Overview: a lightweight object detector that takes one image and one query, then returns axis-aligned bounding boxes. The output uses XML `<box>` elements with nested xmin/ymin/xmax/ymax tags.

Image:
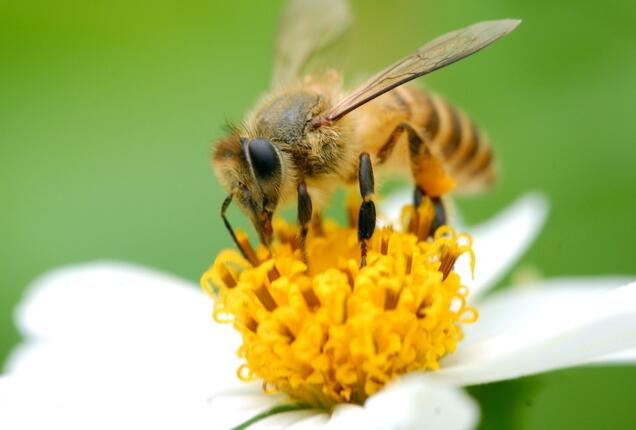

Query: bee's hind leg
<box><xmin>357</xmin><ymin>152</ymin><xmax>376</xmax><ymax>267</ymax></box>
<box><xmin>375</xmin><ymin>121</ymin><xmax>448</xmax><ymax>238</ymax></box>
<box><xmin>413</xmin><ymin>187</ymin><xmax>447</xmax><ymax>237</ymax></box>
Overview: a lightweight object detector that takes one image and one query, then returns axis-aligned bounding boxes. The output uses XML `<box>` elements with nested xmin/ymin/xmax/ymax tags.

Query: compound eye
<box><xmin>247</xmin><ymin>139</ymin><xmax>280</xmax><ymax>179</ymax></box>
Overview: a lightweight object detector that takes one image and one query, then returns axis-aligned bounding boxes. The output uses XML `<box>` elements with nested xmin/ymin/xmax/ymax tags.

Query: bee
<box><xmin>213</xmin><ymin>0</ymin><xmax>519</xmax><ymax>265</ymax></box>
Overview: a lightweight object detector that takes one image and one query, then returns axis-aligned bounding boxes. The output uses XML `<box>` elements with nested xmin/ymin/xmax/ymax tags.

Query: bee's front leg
<box><xmin>357</xmin><ymin>152</ymin><xmax>376</xmax><ymax>267</ymax></box>
<box><xmin>297</xmin><ymin>181</ymin><xmax>312</xmax><ymax>263</ymax></box>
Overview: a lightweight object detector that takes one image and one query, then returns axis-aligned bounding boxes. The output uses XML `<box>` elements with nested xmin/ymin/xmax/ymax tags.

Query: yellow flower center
<box><xmin>201</xmin><ymin>198</ymin><xmax>478</xmax><ymax>409</ymax></box>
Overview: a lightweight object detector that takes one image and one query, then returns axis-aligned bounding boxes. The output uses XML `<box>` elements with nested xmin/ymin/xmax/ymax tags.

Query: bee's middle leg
<box><xmin>296</xmin><ymin>181</ymin><xmax>312</xmax><ymax>263</ymax></box>
<box><xmin>357</xmin><ymin>152</ymin><xmax>376</xmax><ymax>267</ymax></box>
<box><xmin>377</xmin><ymin>122</ymin><xmax>447</xmax><ymax>235</ymax></box>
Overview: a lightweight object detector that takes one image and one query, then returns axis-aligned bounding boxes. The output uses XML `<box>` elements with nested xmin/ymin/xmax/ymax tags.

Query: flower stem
<box><xmin>229</xmin><ymin>403</ymin><xmax>313</xmax><ymax>430</ymax></box>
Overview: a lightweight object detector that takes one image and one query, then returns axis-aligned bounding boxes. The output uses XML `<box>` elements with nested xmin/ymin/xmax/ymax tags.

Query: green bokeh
<box><xmin>1</xmin><ymin>0</ymin><xmax>635</xmax><ymax>428</ymax></box>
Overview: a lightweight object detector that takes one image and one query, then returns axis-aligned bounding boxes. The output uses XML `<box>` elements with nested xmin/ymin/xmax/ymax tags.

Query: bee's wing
<box><xmin>272</xmin><ymin>0</ymin><xmax>352</xmax><ymax>87</ymax></box>
<box><xmin>326</xmin><ymin>19</ymin><xmax>520</xmax><ymax>122</ymax></box>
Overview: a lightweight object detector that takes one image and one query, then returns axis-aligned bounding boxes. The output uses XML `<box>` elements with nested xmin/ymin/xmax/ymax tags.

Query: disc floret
<box><xmin>202</xmin><ymin>203</ymin><xmax>477</xmax><ymax>408</ymax></box>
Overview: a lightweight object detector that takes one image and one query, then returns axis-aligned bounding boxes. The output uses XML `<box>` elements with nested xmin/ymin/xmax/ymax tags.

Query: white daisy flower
<box><xmin>1</xmin><ymin>192</ymin><xmax>634</xmax><ymax>430</ymax></box>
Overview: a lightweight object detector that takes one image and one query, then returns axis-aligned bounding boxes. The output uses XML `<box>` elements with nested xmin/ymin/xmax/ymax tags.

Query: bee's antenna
<box><xmin>221</xmin><ymin>194</ymin><xmax>250</xmax><ymax>261</ymax></box>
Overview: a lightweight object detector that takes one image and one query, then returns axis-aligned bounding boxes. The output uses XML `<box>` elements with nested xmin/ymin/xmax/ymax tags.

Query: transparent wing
<box><xmin>272</xmin><ymin>0</ymin><xmax>352</xmax><ymax>87</ymax></box>
<box><xmin>326</xmin><ymin>19</ymin><xmax>521</xmax><ymax>121</ymax></box>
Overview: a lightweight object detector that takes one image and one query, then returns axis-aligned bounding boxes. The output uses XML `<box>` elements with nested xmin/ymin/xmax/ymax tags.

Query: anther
<box><xmin>254</xmin><ymin>285</ymin><xmax>277</xmax><ymax>311</ymax></box>
<box><xmin>236</xmin><ymin>231</ymin><xmax>259</xmax><ymax>266</ymax></box>
<box><xmin>301</xmin><ymin>287</ymin><xmax>320</xmax><ymax>310</ymax></box>
<box><xmin>280</xmin><ymin>324</ymin><xmax>296</xmax><ymax>342</ymax></box>
<box><xmin>384</xmin><ymin>289</ymin><xmax>400</xmax><ymax>310</ymax></box>
<box><xmin>405</xmin><ymin>254</ymin><xmax>413</xmax><ymax>274</ymax></box>
<box><xmin>439</xmin><ymin>251</ymin><xmax>459</xmax><ymax>280</ymax></box>
<box><xmin>267</xmin><ymin>265</ymin><xmax>281</xmax><ymax>282</ymax></box>
<box><xmin>416</xmin><ymin>300</ymin><xmax>431</xmax><ymax>319</ymax></box>
<box><xmin>345</xmin><ymin>268</ymin><xmax>355</xmax><ymax>289</ymax></box>
<box><xmin>219</xmin><ymin>265</ymin><xmax>237</xmax><ymax>288</ymax></box>
<box><xmin>381</xmin><ymin>229</ymin><xmax>390</xmax><ymax>255</ymax></box>
<box><xmin>312</xmin><ymin>214</ymin><xmax>325</xmax><ymax>237</ymax></box>
<box><xmin>244</xmin><ymin>317</ymin><xmax>258</xmax><ymax>333</ymax></box>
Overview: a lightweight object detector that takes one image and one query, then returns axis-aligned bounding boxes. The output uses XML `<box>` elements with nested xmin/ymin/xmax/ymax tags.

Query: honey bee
<box><xmin>213</xmin><ymin>0</ymin><xmax>519</xmax><ymax>265</ymax></box>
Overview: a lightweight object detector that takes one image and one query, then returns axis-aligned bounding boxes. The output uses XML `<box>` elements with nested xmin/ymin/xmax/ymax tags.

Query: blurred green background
<box><xmin>1</xmin><ymin>0</ymin><xmax>635</xmax><ymax>428</ymax></box>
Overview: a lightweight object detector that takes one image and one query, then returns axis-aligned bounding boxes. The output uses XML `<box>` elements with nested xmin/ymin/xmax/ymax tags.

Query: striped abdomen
<box><xmin>356</xmin><ymin>85</ymin><xmax>495</xmax><ymax>195</ymax></box>
<box><xmin>417</xmin><ymin>88</ymin><xmax>494</xmax><ymax>193</ymax></box>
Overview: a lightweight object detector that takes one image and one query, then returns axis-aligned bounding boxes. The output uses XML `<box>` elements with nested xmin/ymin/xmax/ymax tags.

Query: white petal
<box><xmin>8</xmin><ymin>262</ymin><xmax>243</xmax><ymax>389</ymax></box>
<box><xmin>0</xmin><ymin>372</ymin><xmax>228</xmax><ymax>430</ymax></box>
<box><xmin>15</xmin><ymin>261</ymin><xmax>209</xmax><ymax>339</ymax></box>
<box><xmin>324</xmin><ymin>404</ymin><xmax>366</xmax><ymax>429</ymax></box>
<box><xmin>326</xmin><ymin>375</ymin><xmax>478</xmax><ymax>430</ymax></box>
<box><xmin>284</xmin><ymin>414</ymin><xmax>330</xmax><ymax>429</ymax></box>
<box><xmin>455</xmin><ymin>192</ymin><xmax>549</xmax><ymax>299</ymax></box>
<box><xmin>462</xmin><ymin>277</ymin><xmax>634</xmax><ymax>346</ymax></box>
<box><xmin>591</xmin><ymin>347</ymin><xmax>636</xmax><ymax>364</ymax></box>
<box><xmin>248</xmin><ymin>410</ymin><xmax>324</xmax><ymax>430</ymax></box>
<box><xmin>2</xmin><ymin>262</ymin><xmax>245</xmax><ymax>429</ymax></box>
<box><xmin>434</xmin><ymin>281</ymin><xmax>636</xmax><ymax>386</ymax></box>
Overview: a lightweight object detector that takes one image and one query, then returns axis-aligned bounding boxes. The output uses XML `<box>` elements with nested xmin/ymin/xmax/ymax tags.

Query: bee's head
<box><xmin>213</xmin><ymin>134</ymin><xmax>283</xmax><ymax>246</ymax></box>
